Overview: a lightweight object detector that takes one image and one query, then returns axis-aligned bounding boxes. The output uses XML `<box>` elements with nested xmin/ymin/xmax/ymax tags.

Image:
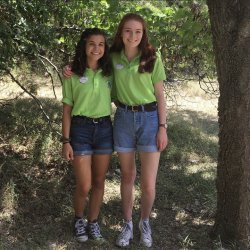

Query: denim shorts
<box><xmin>70</xmin><ymin>116</ymin><xmax>113</xmax><ymax>155</ymax></box>
<box><xmin>113</xmin><ymin>107</ymin><xmax>159</xmax><ymax>152</ymax></box>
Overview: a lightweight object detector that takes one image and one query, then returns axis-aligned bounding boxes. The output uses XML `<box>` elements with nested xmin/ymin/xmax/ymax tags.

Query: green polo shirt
<box><xmin>62</xmin><ymin>68</ymin><xmax>112</xmax><ymax>118</ymax></box>
<box><xmin>111</xmin><ymin>50</ymin><xmax>166</xmax><ymax>105</ymax></box>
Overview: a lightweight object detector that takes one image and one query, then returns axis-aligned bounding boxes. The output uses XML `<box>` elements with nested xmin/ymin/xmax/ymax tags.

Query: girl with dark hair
<box><xmin>62</xmin><ymin>28</ymin><xmax>113</xmax><ymax>243</ymax></box>
<box><xmin>110</xmin><ymin>13</ymin><xmax>168</xmax><ymax>248</ymax></box>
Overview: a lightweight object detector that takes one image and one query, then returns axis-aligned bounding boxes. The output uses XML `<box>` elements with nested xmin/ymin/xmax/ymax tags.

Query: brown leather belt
<box><xmin>118</xmin><ymin>101</ymin><xmax>157</xmax><ymax>112</ymax></box>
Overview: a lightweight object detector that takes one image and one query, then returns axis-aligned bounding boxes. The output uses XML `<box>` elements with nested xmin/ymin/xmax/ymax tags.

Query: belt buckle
<box><xmin>92</xmin><ymin>118</ymin><xmax>99</xmax><ymax>124</ymax></box>
<box><xmin>131</xmin><ymin>105</ymin><xmax>138</xmax><ymax>112</ymax></box>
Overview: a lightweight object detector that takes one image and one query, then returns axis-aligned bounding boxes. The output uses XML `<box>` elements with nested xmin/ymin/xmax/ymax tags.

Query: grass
<box><xmin>0</xmin><ymin>77</ymin><xmax>221</xmax><ymax>249</ymax></box>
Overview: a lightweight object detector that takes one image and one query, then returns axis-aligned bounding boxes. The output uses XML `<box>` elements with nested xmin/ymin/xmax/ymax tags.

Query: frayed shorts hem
<box><xmin>74</xmin><ymin>149</ymin><xmax>113</xmax><ymax>156</ymax></box>
<box><xmin>114</xmin><ymin>145</ymin><xmax>158</xmax><ymax>153</ymax></box>
<box><xmin>74</xmin><ymin>151</ymin><xmax>93</xmax><ymax>156</ymax></box>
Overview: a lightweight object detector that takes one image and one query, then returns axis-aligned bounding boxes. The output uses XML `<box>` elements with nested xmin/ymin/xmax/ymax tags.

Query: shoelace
<box><xmin>141</xmin><ymin>221</ymin><xmax>151</xmax><ymax>240</ymax></box>
<box><xmin>89</xmin><ymin>222</ymin><xmax>102</xmax><ymax>238</ymax></box>
<box><xmin>75</xmin><ymin>219</ymin><xmax>86</xmax><ymax>235</ymax></box>
<box><xmin>119</xmin><ymin>222</ymin><xmax>132</xmax><ymax>240</ymax></box>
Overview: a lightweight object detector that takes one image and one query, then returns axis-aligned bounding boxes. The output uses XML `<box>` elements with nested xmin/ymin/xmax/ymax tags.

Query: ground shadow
<box><xmin>0</xmin><ymin>98</ymin><xmax>218</xmax><ymax>249</ymax></box>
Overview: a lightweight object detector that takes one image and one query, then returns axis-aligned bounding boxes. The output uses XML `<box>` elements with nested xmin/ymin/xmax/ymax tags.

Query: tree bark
<box><xmin>206</xmin><ymin>0</ymin><xmax>250</xmax><ymax>249</ymax></box>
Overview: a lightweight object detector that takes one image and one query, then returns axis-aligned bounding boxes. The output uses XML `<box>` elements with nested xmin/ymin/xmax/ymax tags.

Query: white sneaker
<box><xmin>116</xmin><ymin>220</ymin><xmax>133</xmax><ymax>247</ymax></box>
<box><xmin>139</xmin><ymin>219</ymin><xmax>152</xmax><ymax>247</ymax></box>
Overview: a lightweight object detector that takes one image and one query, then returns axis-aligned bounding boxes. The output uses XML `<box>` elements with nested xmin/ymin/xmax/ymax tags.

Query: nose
<box><xmin>129</xmin><ymin>31</ymin><xmax>135</xmax><ymax>40</ymax></box>
<box><xmin>93</xmin><ymin>44</ymin><xmax>98</xmax><ymax>50</ymax></box>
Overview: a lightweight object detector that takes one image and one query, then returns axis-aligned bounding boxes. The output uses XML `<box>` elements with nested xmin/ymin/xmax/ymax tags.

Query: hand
<box><xmin>157</xmin><ymin>128</ymin><xmax>168</xmax><ymax>152</ymax></box>
<box><xmin>62</xmin><ymin>143</ymin><xmax>74</xmax><ymax>161</ymax></box>
<box><xmin>63</xmin><ymin>65</ymin><xmax>73</xmax><ymax>78</ymax></box>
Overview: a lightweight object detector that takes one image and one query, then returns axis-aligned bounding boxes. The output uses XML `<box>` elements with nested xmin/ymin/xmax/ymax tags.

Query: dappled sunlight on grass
<box><xmin>153</xmin><ymin>95</ymin><xmax>218</xmax><ymax>248</ymax></box>
<box><xmin>184</xmin><ymin>163</ymin><xmax>216</xmax><ymax>176</ymax></box>
<box><xmin>0</xmin><ymin>80</ymin><xmax>219</xmax><ymax>249</ymax></box>
<box><xmin>165</xmin><ymin>109</ymin><xmax>218</xmax><ymax>166</ymax></box>
<box><xmin>103</xmin><ymin>180</ymin><xmax>120</xmax><ymax>201</ymax></box>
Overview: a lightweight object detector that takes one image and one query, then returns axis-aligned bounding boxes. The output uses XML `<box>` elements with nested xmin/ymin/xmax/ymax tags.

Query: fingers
<box><xmin>157</xmin><ymin>135</ymin><xmax>168</xmax><ymax>152</ymax></box>
<box><xmin>62</xmin><ymin>145</ymin><xmax>74</xmax><ymax>161</ymax></box>
<box><xmin>63</xmin><ymin>65</ymin><xmax>72</xmax><ymax>78</ymax></box>
<box><xmin>68</xmin><ymin>151</ymin><xmax>74</xmax><ymax>161</ymax></box>
<box><xmin>158</xmin><ymin>141</ymin><xmax>166</xmax><ymax>152</ymax></box>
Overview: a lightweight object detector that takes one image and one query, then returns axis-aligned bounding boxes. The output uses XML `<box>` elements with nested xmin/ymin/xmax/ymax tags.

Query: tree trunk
<box><xmin>206</xmin><ymin>0</ymin><xmax>250</xmax><ymax>249</ymax></box>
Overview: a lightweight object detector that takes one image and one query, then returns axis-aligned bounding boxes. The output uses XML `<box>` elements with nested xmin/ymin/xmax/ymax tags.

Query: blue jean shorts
<box><xmin>70</xmin><ymin>116</ymin><xmax>113</xmax><ymax>155</ymax></box>
<box><xmin>113</xmin><ymin>107</ymin><xmax>159</xmax><ymax>152</ymax></box>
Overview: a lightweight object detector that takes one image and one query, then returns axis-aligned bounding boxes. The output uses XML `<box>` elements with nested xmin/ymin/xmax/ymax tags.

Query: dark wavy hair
<box><xmin>110</xmin><ymin>13</ymin><xmax>156</xmax><ymax>73</ymax></box>
<box><xmin>71</xmin><ymin>28</ymin><xmax>111</xmax><ymax>76</ymax></box>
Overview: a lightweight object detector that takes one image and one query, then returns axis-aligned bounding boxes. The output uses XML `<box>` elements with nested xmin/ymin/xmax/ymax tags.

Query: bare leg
<box><xmin>139</xmin><ymin>152</ymin><xmax>160</xmax><ymax>219</ymax></box>
<box><xmin>88</xmin><ymin>154</ymin><xmax>111</xmax><ymax>221</ymax></box>
<box><xmin>118</xmin><ymin>152</ymin><xmax>136</xmax><ymax>220</ymax></box>
<box><xmin>72</xmin><ymin>156</ymin><xmax>92</xmax><ymax>217</ymax></box>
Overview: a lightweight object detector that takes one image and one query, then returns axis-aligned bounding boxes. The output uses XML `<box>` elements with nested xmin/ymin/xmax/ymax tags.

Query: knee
<box><xmin>92</xmin><ymin>177</ymin><xmax>105</xmax><ymax>190</ymax></box>
<box><xmin>141</xmin><ymin>184</ymin><xmax>155</xmax><ymax>196</ymax></box>
<box><xmin>121</xmin><ymin>171</ymin><xmax>136</xmax><ymax>185</ymax></box>
<box><xmin>76</xmin><ymin>184</ymin><xmax>91</xmax><ymax>198</ymax></box>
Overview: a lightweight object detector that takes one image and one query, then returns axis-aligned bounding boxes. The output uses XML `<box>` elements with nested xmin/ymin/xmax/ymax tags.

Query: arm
<box><xmin>62</xmin><ymin>103</ymin><xmax>74</xmax><ymax>160</ymax></box>
<box><xmin>154</xmin><ymin>80</ymin><xmax>168</xmax><ymax>152</ymax></box>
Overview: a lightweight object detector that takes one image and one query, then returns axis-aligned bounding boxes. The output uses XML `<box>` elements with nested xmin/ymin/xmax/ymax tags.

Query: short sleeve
<box><xmin>151</xmin><ymin>52</ymin><xmax>166</xmax><ymax>84</ymax></box>
<box><xmin>62</xmin><ymin>78</ymin><xmax>73</xmax><ymax>106</ymax></box>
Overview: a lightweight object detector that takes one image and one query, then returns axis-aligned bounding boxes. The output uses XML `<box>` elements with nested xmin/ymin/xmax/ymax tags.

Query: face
<box><xmin>121</xmin><ymin>19</ymin><xmax>143</xmax><ymax>49</ymax></box>
<box><xmin>85</xmin><ymin>35</ymin><xmax>105</xmax><ymax>62</ymax></box>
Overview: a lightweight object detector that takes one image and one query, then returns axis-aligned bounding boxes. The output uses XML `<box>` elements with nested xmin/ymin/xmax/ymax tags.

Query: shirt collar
<box><xmin>85</xmin><ymin>68</ymin><xmax>102</xmax><ymax>74</ymax></box>
<box><xmin>121</xmin><ymin>49</ymin><xmax>141</xmax><ymax>63</ymax></box>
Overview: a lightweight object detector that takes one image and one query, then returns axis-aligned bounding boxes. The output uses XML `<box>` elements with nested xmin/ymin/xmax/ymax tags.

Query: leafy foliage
<box><xmin>1</xmin><ymin>0</ymin><xmax>215</xmax><ymax>82</ymax></box>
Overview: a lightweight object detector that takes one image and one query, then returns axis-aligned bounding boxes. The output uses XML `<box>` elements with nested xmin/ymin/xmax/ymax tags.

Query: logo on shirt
<box><xmin>79</xmin><ymin>76</ymin><xmax>88</xmax><ymax>83</ymax></box>
<box><xmin>115</xmin><ymin>64</ymin><xmax>124</xmax><ymax>70</ymax></box>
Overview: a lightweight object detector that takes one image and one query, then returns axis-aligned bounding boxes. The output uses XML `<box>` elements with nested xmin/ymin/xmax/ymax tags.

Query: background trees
<box><xmin>1</xmin><ymin>0</ymin><xmax>213</xmax><ymax>90</ymax></box>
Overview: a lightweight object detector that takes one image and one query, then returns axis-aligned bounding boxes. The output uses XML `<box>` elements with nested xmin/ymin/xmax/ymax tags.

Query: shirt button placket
<box><xmin>93</xmin><ymin>73</ymin><xmax>98</xmax><ymax>91</ymax></box>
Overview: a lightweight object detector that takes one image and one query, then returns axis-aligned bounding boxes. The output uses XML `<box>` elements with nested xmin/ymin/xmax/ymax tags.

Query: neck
<box><xmin>124</xmin><ymin>47</ymin><xmax>139</xmax><ymax>61</ymax></box>
<box><xmin>87</xmin><ymin>59</ymin><xmax>98</xmax><ymax>71</ymax></box>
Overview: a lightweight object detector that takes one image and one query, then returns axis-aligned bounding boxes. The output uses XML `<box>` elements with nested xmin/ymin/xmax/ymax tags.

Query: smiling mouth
<box><xmin>128</xmin><ymin>40</ymin><xmax>138</xmax><ymax>43</ymax></box>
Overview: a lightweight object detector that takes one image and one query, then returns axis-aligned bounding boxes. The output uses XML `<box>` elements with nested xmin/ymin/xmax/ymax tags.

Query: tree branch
<box><xmin>6</xmin><ymin>70</ymin><xmax>61</xmax><ymax>136</ymax></box>
<box><xmin>38</xmin><ymin>54</ymin><xmax>64</xmax><ymax>86</ymax></box>
<box><xmin>38</xmin><ymin>57</ymin><xmax>58</xmax><ymax>99</ymax></box>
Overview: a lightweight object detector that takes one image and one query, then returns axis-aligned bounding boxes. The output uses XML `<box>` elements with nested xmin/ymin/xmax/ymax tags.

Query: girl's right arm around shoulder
<box><xmin>63</xmin><ymin>65</ymin><xmax>73</xmax><ymax>78</ymax></box>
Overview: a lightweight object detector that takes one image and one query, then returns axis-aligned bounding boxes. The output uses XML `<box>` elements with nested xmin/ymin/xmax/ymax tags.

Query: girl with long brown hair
<box><xmin>111</xmin><ymin>13</ymin><xmax>168</xmax><ymax>248</ymax></box>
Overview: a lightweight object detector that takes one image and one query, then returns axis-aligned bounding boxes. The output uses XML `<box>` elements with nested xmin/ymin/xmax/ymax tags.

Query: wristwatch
<box><xmin>159</xmin><ymin>123</ymin><xmax>167</xmax><ymax>129</ymax></box>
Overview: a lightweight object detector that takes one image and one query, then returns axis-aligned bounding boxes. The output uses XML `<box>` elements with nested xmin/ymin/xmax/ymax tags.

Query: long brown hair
<box><xmin>110</xmin><ymin>13</ymin><xmax>156</xmax><ymax>73</ymax></box>
<box><xmin>71</xmin><ymin>28</ymin><xmax>111</xmax><ymax>76</ymax></box>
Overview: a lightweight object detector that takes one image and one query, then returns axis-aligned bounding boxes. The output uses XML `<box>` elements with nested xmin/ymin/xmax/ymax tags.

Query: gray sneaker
<box><xmin>88</xmin><ymin>221</ymin><xmax>105</xmax><ymax>243</ymax></box>
<box><xmin>139</xmin><ymin>219</ymin><xmax>152</xmax><ymax>247</ymax></box>
<box><xmin>74</xmin><ymin>218</ymin><xmax>88</xmax><ymax>242</ymax></box>
<box><xmin>116</xmin><ymin>220</ymin><xmax>133</xmax><ymax>247</ymax></box>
